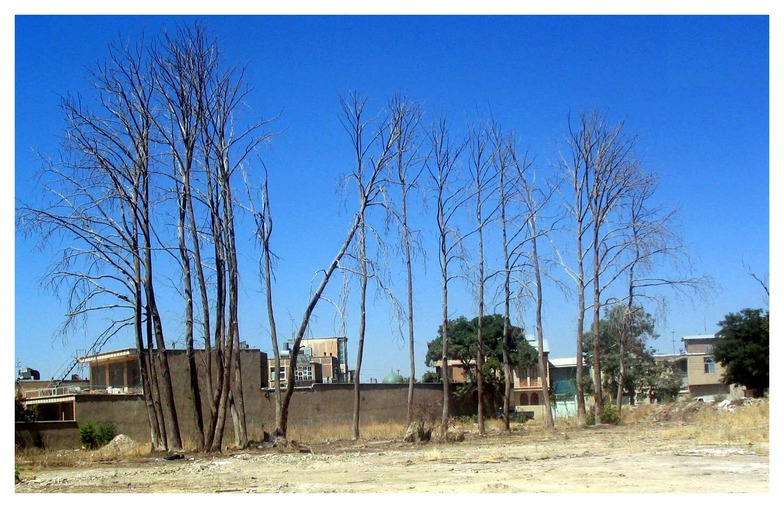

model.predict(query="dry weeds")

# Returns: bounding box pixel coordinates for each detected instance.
[16,398,769,470]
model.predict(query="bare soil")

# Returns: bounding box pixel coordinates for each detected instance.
[15,413,768,494]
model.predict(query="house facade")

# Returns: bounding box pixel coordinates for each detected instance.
[434,339,561,419]
[268,336,351,389]
[679,334,746,400]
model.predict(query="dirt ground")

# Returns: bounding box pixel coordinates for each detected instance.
[15,405,769,494]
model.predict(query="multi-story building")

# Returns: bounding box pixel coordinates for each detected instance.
[268,336,350,388]
[680,334,746,400]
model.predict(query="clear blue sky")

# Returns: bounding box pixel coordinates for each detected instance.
[9,8,774,384]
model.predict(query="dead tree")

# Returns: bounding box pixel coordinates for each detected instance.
[612,171,714,414]
[385,95,425,425]
[16,36,181,450]
[149,23,214,449]
[337,93,405,440]
[427,118,470,437]
[273,94,399,439]
[510,144,561,429]
[467,122,498,435]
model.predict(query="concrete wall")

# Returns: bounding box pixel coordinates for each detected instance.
[15,421,81,450]
[257,383,471,434]
[16,382,473,450]
[686,355,726,386]
[75,394,151,443]
[165,349,266,443]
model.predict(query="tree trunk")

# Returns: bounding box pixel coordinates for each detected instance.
[476,206,486,435]
[531,221,554,428]
[353,217,368,440]
[440,266,450,436]
[592,223,604,423]
[402,184,416,425]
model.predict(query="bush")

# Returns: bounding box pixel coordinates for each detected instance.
[585,407,596,426]
[79,422,116,449]
[600,404,621,425]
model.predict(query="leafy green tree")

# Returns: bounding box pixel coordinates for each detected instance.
[425,314,537,411]
[421,371,441,383]
[713,308,769,397]
[583,304,660,404]
[15,393,38,423]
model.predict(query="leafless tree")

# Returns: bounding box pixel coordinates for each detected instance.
[17,35,183,450]
[427,117,470,437]
[612,171,715,414]
[245,162,284,426]
[386,95,426,425]
[510,146,561,429]
[466,122,498,435]
[150,23,213,450]
[272,93,399,439]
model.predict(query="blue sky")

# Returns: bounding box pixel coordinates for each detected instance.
[9,9,774,385]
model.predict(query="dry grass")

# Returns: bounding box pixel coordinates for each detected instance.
[16,398,769,474]
[658,400,769,445]
[285,420,408,443]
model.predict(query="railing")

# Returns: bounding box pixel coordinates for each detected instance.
[23,386,79,399]
[23,385,144,400]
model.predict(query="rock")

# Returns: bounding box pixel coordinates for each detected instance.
[101,434,139,454]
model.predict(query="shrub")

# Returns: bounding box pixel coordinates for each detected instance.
[15,394,38,422]
[79,422,116,449]
[79,422,96,449]
[405,399,442,443]
[600,404,621,425]
[585,407,596,426]
[96,422,117,446]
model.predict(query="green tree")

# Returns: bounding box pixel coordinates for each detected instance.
[713,308,769,397]
[425,314,537,411]
[583,304,660,404]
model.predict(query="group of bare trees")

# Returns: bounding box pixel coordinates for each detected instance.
[18,24,272,452]
[18,22,712,454]
[558,111,711,424]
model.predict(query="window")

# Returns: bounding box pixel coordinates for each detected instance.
[704,357,715,374]
[704,344,713,354]
[109,362,126,387]
[295,365,313,381]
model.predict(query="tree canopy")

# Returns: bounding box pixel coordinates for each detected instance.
[425,314,537,383]
[583,304,678,403]
[713,308,769,396]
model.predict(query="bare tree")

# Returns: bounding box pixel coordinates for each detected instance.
[510,145,561,429]
[427,118,470,437]
[199,60,271,451]
[612,171,714,415]
[246,162,284,426]
[150,23,213,449]
[467,122,498,435]
[16,35,183,450]
[491,126,517,432]
[386,95,425,425]
[273,94,399,440]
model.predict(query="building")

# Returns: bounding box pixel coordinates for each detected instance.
[17,348,268,427]
[269,336,351,389]
[679,334,746,401]
[434,339,558,420]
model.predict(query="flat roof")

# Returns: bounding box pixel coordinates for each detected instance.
[550,357,578,367]
[23,395,75,406]
[78,348,137,364]
[682,334,716,341]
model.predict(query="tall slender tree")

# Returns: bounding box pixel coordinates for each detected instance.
[427,118,470,437]
[467,122,497,434]
[386,95,425,425]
